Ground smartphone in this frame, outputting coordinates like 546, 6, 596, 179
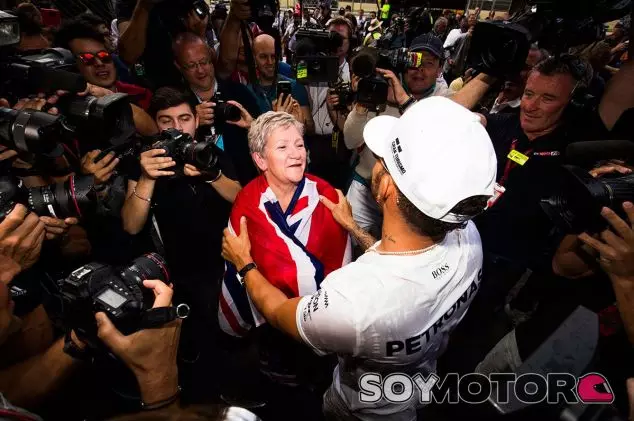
277, 80, 292, 98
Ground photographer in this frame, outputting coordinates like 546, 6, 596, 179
451, 56, 634, 318
54, 19, 157, 136
344, 34, 450, 239
172, 32, 260, 186
121, 88, 240, 369
222, 98, 497, 421
249, 34, 313, 131
307, 17, 353, 189
116, 0, 210, 89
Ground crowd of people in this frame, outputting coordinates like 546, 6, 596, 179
1, 0, 634, 420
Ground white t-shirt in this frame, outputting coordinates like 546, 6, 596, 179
296, 222, 484, 421
443, 28, 464, 49
309, 60, 351, 136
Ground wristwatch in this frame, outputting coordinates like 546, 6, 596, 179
398, 96, 416, 115
238, 262, 257, 280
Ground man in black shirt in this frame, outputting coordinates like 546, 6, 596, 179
116, 0, 210, 89
445, 55, 634, 346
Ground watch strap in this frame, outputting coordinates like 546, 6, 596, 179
63, 331, 92, 362
238, 262, 257, 280
398, 96, 416, 115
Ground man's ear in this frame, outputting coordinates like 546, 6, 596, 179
252, 152, 267, 172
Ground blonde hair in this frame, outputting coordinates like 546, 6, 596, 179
248, 111, 304, 155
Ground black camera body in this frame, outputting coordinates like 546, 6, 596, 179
293, 29, 342, 83
249, 0, 278, 30
0, 48, 87, 102
330, 82, 355, 111
0, 174, 96, 223
59, 253, 170, 346
0, 107, 65, 161
212, 93, 241, 127
145, 128, 219, 178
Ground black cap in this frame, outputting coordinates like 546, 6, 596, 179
410, 33, 444, 58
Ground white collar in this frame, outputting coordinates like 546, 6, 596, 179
192, 79, 218, 103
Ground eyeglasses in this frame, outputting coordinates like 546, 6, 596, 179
77, 50, 112, 66
181, 58, 212, 71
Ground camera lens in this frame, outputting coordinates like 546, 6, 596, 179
120, 252, 170, 286
216, 102, 241, 123
182, 141, 218, 171
28, 175, 95, 219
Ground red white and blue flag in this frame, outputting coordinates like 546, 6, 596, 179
219, 174, 352, 337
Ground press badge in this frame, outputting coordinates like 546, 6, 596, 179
331, 130, 339, 150
507, 150, 529, 166
487, 183, 506, 208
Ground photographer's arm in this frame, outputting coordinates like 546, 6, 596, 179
122, 178, 154, 235
599, 59, 634, 131
132, 104, 159, 136
217, 0, 251, 80
552, 234, 597, 279
451, 73, 497, 110
207, 175, 241, 204
118, 1, 153, 66
343, 104, 372, 150
0, 336, 80, 408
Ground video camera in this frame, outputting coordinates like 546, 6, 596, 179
293, 29, 343, 84
350, 47, 428, 111
58, 253, 187, 348
0, 174, 97, 223
143, 128, 220, 178
467, 0, 632, 77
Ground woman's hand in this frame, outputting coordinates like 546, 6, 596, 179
226, 100, 253, 129
140, 149, 175, 180
222, 216, 253, 270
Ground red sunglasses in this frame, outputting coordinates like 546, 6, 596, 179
77, 50, 112, 66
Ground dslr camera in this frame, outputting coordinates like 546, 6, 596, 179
212, 92, 241, 127
144, 128, 220, 178
329, 82, 355, 112
59, 253, 188, 347
0, 174, 97, 223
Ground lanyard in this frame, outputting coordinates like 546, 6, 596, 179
499, 139, 533, 187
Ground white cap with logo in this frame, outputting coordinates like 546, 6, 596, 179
363, 97, 497, 223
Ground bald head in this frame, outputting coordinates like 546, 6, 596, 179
253, 34, 277, 83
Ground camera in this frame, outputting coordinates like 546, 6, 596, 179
59, 253, 176, 346
0, 107, 65, 160
191, 0, 210, 20
293, 29, 343, 83
249, 0, 278, 30
56, 93, 136, 153
212, 93, 241, 127
330, 82, 354, 111
541, 165, 634, 234
0, 174, 97, 223
467, 0, 632, 77
145, 128, 219, 177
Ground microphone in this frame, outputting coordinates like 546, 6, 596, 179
565, 140, 634, 168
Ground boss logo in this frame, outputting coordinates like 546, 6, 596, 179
431, 264, 450, 279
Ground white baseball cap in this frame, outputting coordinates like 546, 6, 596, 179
363, 97, 497, 223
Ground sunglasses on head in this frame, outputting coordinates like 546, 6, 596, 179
77, 50, 112, 66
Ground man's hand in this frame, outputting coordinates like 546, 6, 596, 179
0, 146, 17, 162
183, 164, 202, 177
0, 205, 45, 283
81, 84, 114, 99
81, 150, 120, 185
13, 92, 65, 115
196, 101, 216, 126
140, 149, 176, 180
96, 279, 180, 404
376, 68, 410, 105
229, 0, 251, 20
222, 216, 253, 270
272, 93, 295, 114
326, 91, 340, 110
226, 100, 253, 129
351, 74, 361, 92
39, 217, 79, 241
319, 189, 355, 231
589, 160, 632, 178
579, 203, 634, 278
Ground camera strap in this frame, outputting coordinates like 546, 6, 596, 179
140, 303, 190, 329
